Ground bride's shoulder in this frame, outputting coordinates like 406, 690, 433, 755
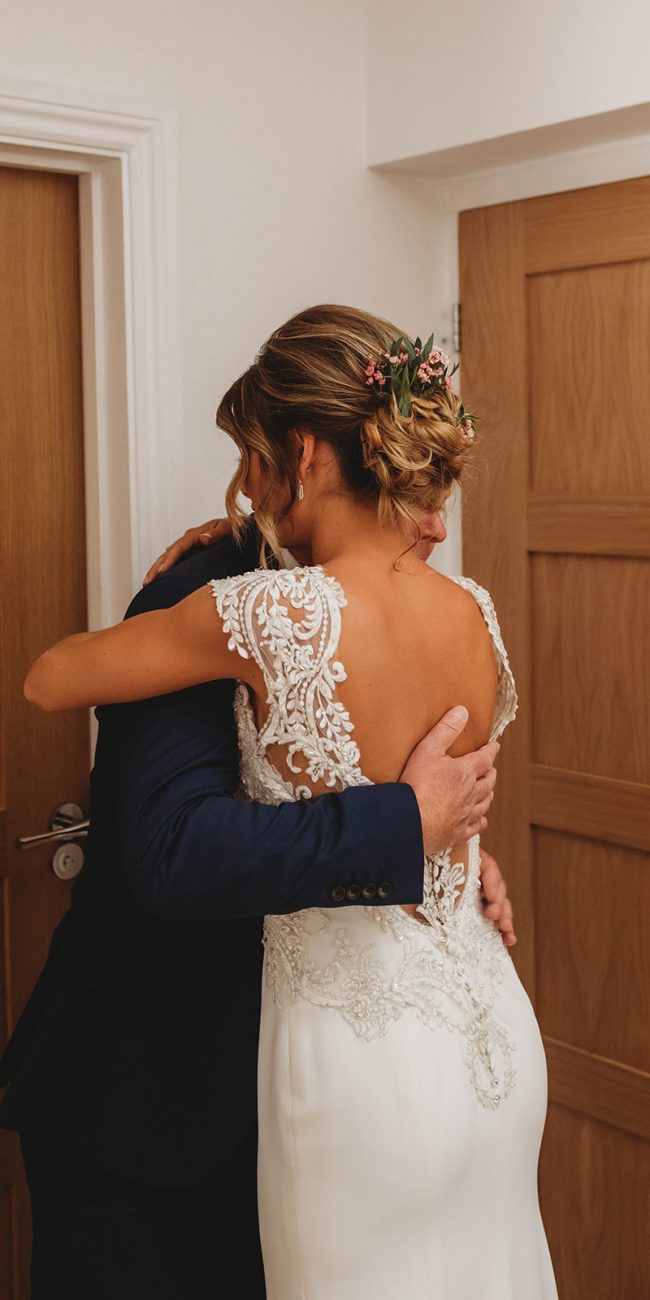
419, 568, 497, 624
447, 573, 498, 616
432, 571, 508, 650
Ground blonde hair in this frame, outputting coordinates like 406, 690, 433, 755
217, 303, 473, 563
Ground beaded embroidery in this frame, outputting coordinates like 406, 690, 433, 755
209, 565, 518, 1109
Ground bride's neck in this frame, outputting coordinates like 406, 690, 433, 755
306, 494, 418, 569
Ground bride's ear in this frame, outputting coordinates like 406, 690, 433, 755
293, 429, 318, 473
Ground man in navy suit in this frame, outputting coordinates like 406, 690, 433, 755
0, 522, 507, 1299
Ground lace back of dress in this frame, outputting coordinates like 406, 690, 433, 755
210, 566, 368, 801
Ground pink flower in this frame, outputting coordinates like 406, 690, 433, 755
374, 369, 383, 381
377, 375, 386, 385
398, 350, 408, 364
445, 376, 454, 390
366, 376, 374, 385
365, 360, 376, 377
430, 348, 451, 368
417, 366, 428, 380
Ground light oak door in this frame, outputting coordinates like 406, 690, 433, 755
0, 167, 89, 1299
460, 178, 650, 1299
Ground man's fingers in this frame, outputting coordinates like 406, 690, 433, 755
477, 848, 516, 945
483, 877, 506, 907
142, 518, 230, 585
474, 793, 493, 821
199, 518, 231, 545
463, 815, 488, 839
143, 552, 168, 585
417, 706, 469, 760
484, 898, 516, 947
475, 773, 496, 804
143, 541, 187, 585
466, 741, 500, 778
155, 537, 190, 575
499, 908, 516, 946
164, 540, 188, 566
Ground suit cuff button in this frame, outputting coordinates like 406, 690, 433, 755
329, 884, 347, 904
345, 883, 361, 901
377, 881, 394, 900
360, 883, 377, 900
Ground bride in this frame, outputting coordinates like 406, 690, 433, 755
26, 304, 557, 1298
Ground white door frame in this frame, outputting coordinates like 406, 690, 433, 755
0, 76, 183, 628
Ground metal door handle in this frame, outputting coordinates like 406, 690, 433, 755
16, 802, 89, 851
17, 821, 89, 850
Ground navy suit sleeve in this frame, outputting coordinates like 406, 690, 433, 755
102, 561, 424, 921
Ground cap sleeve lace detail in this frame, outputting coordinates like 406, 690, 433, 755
209, 565, 366, 797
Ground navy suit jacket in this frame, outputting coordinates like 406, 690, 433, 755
0, 529, 424, 1186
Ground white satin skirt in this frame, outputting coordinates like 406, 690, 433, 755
257, 902, 558, 1300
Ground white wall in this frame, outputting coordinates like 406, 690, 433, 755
9, 1, 640, 584
368, 0, 650, 166
3, 0, 449, 557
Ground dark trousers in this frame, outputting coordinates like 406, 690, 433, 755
20, 1127, 266, 1300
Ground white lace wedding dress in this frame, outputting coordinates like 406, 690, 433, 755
210, 565, 558, 1300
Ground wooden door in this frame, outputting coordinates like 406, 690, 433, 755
0, 167, 89, 1299
460, 179, 650, 1299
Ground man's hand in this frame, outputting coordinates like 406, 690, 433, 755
400, 706, 498, 855
143, 518, 232, 585
479, 848, 516, 947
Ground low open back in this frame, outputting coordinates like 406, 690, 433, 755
210, 563, 517, 917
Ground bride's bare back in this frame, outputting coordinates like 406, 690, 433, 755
330, 559, 498, 779
253, 559, 497, 784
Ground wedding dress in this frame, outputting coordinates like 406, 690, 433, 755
210, 565, 558, 1300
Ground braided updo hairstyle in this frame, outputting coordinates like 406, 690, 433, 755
217, 303, 474, 563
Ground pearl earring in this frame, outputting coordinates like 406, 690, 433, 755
298, 477, 305, 501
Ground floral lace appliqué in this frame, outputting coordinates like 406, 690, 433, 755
263, 839, 516, 1109
211, 566, 367, 796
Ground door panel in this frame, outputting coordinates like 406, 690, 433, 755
539, 1107, 650, 1299
528, 261, 650, 494
0, 166, 89, 1300
534, 829, 650, 1071
530, 555, 650, 782
460, 177, 650, 1299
